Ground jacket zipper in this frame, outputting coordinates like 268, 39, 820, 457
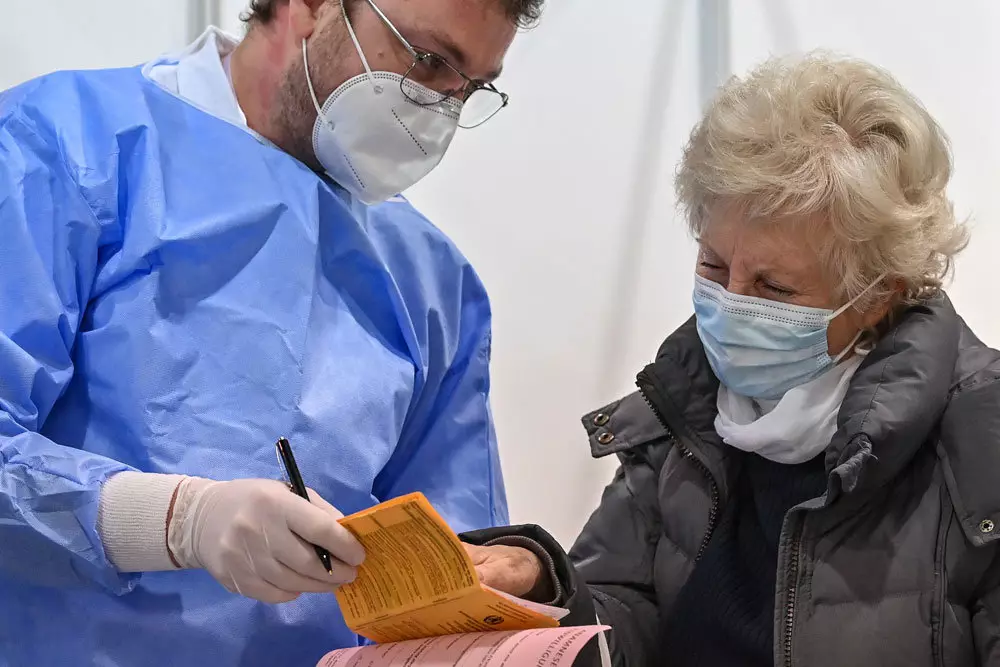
637, 383, 720, 561
684, 447, 720, 561
783, 517, 804, 667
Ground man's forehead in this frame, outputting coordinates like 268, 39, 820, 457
384, 0, 517, 80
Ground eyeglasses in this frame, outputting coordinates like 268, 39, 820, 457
362, 0, 509, 129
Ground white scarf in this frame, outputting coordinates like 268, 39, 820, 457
714, 355, 863, 464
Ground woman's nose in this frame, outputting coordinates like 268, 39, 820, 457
724, 279, 756, 297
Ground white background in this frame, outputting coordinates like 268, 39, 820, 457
4, 1, 998, 546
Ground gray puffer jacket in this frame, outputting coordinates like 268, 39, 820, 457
467, 295, 1000, 666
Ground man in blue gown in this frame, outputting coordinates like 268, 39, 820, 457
0, 0, 542, 664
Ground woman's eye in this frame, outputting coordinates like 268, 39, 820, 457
700, 261, 725, 271
763, 282, 794, 297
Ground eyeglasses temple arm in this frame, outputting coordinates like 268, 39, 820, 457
364, 0, 420, 59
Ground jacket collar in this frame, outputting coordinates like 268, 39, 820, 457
825, 296, 959, 495
639, 295, 1000, 544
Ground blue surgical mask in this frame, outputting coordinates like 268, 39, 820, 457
693, 274, 882, 399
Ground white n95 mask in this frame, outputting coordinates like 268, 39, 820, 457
693, 273, 885, 400
302, 3, 461, 205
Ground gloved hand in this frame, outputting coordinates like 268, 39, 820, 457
167, 477, 366, 604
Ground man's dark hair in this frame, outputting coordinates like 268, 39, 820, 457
242, 0, 544, 29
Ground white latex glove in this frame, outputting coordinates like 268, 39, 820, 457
167, 477, 366, 604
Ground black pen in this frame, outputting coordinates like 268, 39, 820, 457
275, 437, 334, 575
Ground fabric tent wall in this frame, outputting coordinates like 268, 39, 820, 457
0, 2, 188, 90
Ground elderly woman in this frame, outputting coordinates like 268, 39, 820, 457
463, 52, 1000, 666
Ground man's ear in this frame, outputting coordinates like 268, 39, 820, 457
286, 0, 327, 40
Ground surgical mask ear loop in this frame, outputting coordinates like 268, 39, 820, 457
302, 0, 381, 127
828, 272, 890, 362
832, 329, 866, 363
827, 272, 890, 322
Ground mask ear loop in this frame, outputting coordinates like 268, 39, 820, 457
833, 329, 867, 363
828, 272, 890, 321
302, 39, 329, 126
303, 0, 381, 127
339, 0, 381, 93
829, 272, 891, 361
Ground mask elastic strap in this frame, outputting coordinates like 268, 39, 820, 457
829, 271, 890, 320
339, 0, 379, 91
302, 0, 380, 123
302, 39, 327, 123
832, 329, 866, 363
830, 271, 890, 362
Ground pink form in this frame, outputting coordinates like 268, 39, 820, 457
317, 626, 609, 667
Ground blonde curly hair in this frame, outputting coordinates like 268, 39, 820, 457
676, 51, 968, 308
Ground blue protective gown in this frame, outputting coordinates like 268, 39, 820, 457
0, 57, 507, 666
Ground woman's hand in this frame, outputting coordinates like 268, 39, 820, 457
464, 543, 551, 600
